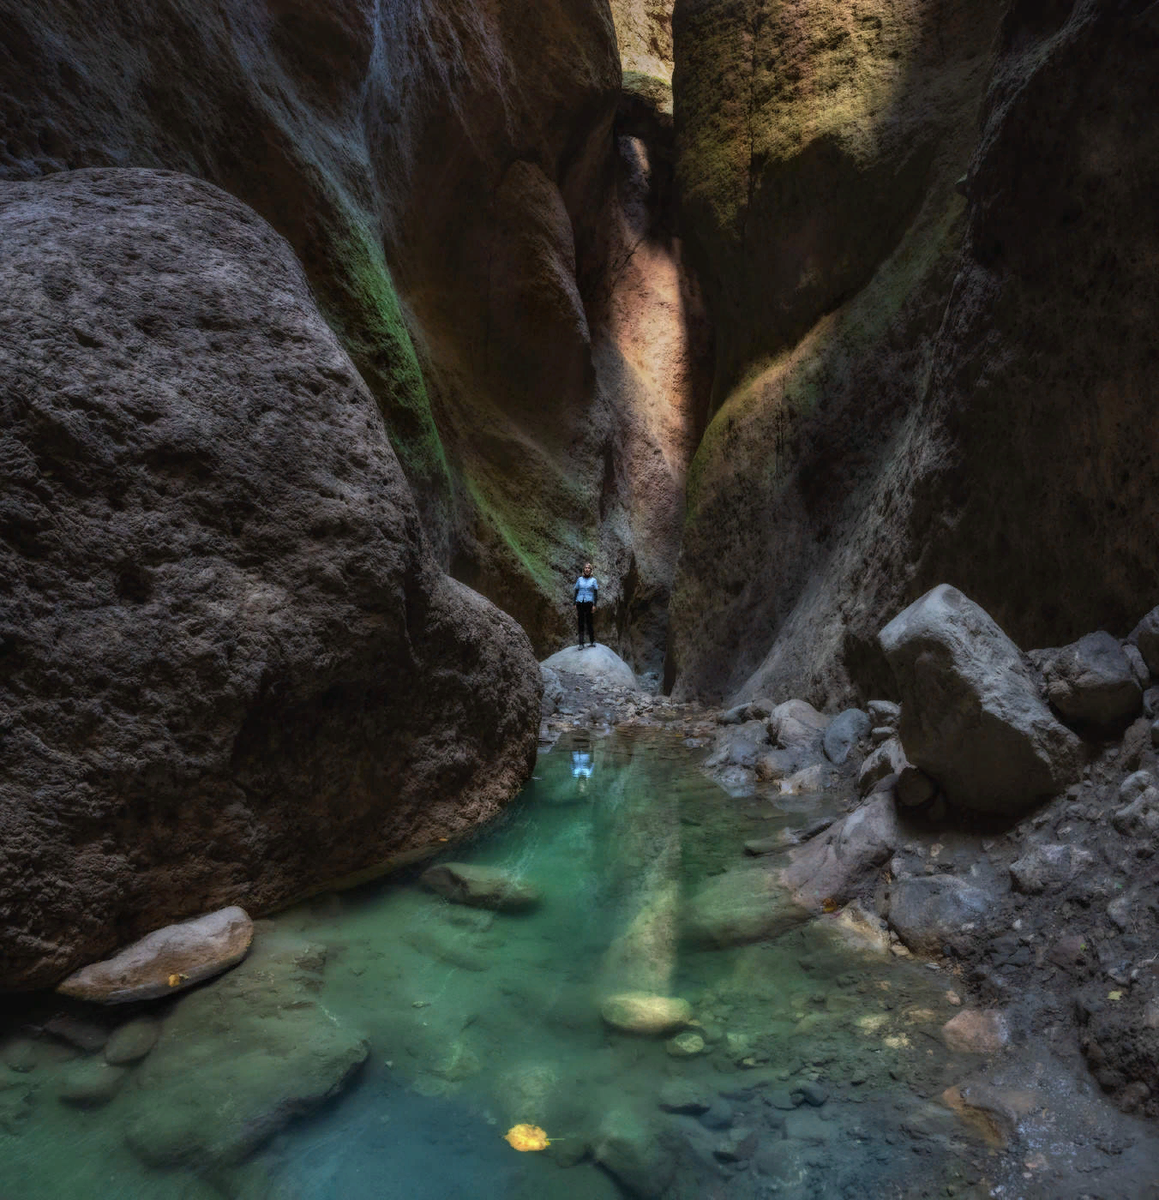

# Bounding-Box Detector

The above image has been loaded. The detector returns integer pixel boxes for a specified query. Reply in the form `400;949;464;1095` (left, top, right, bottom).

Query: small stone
104;1018;161;1066
822;709;871;765
868;700;901;726
768;1088;799;1111
600;992;692;1035
796;1080;828;1107
44;1015;110;1052
946;990;962;1006
665;1031;705;1058
942;1009;1009;1055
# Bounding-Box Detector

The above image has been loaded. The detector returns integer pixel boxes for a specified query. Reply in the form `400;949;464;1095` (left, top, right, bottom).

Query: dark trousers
576;602;595;645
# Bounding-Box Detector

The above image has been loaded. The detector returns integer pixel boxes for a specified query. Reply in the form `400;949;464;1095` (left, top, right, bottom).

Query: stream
0;728;997;1199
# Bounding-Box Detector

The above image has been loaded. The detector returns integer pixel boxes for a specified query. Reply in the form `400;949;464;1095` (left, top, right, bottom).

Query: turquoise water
0;729;990;1199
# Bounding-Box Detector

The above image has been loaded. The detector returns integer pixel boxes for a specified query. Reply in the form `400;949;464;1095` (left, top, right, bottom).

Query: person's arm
592;577;598;606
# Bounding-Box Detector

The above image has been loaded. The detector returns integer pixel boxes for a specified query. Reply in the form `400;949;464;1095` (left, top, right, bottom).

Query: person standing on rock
574;562;598;649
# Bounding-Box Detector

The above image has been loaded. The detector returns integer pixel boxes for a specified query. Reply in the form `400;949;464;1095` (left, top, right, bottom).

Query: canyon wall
0;0;707;664
666;0;1159;704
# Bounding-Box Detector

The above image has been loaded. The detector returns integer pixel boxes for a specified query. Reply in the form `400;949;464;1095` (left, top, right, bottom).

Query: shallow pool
0;728;992;1199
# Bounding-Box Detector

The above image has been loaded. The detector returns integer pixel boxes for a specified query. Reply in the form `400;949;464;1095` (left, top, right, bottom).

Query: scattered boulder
1129;606;1159;676
1033;631;1142;730
1009;844;1094;895
754;748;802;781
57;907;254;1004
705;720;771;770
778;763;835;795
2;1039;38;1073
867;700;901;727
822;708;871;765
43;1014;110;1053
878;585;1080;813
540;644;638;690
782;795;901;910
104;1019;161;1066
941;1009;1010;1056
858;737;908;796
767;700;830;751
716;704;748;725
600;992;693;1035
419;863;540;912
887;876;996;955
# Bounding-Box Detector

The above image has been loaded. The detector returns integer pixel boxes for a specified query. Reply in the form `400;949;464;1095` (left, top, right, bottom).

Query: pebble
797;1080;829;1107
104;1018;161;1065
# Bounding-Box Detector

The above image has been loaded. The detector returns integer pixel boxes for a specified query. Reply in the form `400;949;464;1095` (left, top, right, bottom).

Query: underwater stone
600;992;693;1035
104;1019;162;1066
419;863;541;912
57;1061;127;1108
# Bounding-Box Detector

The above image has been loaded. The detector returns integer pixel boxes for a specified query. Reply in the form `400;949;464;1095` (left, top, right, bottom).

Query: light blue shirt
574;575;598;604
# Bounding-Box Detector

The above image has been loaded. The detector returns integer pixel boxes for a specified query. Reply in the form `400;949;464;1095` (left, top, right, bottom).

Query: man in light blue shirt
574;562;598;648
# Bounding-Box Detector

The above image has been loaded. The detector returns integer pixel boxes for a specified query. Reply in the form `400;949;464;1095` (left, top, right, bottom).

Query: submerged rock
879;585;1080;813
941;1009;1010;1056
104;1019;161;1066
419;863;540;912
57;907;254;1004
600;992;693;1035
122;931;368;1168
57;1061;128;1108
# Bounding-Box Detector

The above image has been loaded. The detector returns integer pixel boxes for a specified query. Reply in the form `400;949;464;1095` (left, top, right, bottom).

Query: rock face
0;170;540;991
879;586;1080;813
0;0;710;669
57;907;253;1004
667;0;1159;706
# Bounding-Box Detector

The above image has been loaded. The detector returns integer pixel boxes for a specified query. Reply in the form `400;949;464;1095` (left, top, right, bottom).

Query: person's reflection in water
571;734;594;794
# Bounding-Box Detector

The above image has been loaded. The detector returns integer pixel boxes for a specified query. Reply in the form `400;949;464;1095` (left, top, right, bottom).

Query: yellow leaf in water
1108;991;1123;1001
168;973;181;988
504;1124;551;1152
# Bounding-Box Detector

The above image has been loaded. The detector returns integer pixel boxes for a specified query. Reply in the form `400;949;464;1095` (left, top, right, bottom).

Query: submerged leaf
504;1123;550;1151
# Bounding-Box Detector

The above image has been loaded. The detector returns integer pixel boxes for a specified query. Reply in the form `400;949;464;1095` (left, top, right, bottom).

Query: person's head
583;562;593;576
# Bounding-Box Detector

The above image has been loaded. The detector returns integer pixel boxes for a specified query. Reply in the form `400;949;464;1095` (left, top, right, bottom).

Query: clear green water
0;729;989;1199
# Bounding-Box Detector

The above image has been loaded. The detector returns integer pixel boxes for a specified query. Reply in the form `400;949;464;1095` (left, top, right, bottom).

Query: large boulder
1032;631;1142;730
0;170;540;991
540;644;639;690
878;586;1080;813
